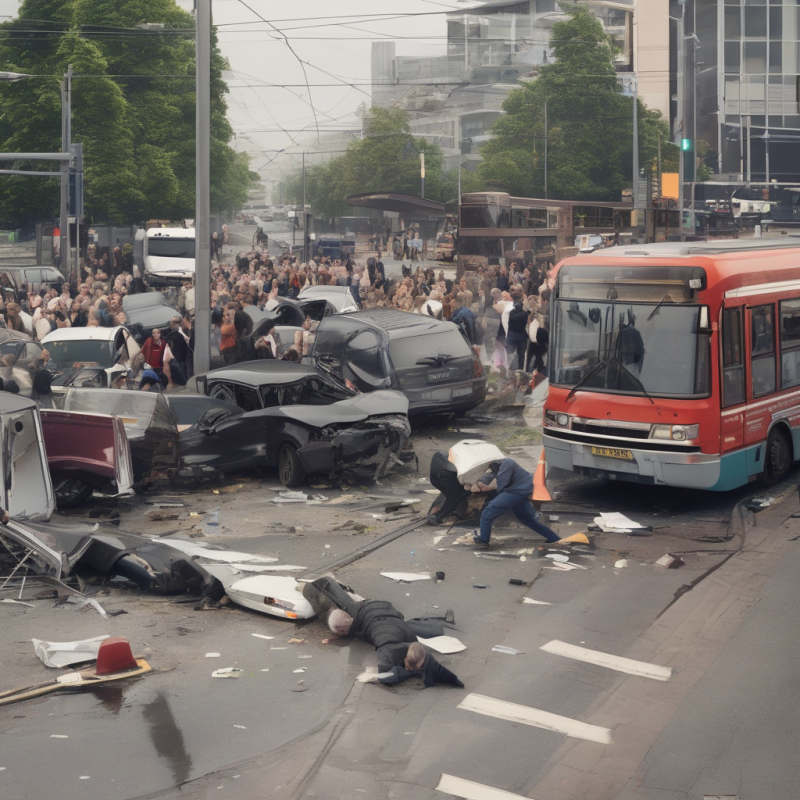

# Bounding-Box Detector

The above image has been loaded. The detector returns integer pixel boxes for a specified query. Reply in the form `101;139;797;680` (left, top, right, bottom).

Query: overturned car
186;361;414;486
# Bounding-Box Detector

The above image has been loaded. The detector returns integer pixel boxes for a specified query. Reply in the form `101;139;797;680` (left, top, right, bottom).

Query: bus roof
559;238;800;300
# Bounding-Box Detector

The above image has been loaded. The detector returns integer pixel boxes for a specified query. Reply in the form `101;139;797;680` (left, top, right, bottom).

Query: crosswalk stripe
436;773;531;799
458;693;612;744
540;639;673;681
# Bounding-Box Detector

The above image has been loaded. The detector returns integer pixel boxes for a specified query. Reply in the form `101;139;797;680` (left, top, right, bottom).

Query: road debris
205;652;221;658
492;645;521;655
291;681;308;692
251;633;274;640
655;553;685;569
32;636;110;668
211;668;243;679
523;598;551;605
614;559;629;569
0;637;151;706
593;512;647;533
380;572;431;583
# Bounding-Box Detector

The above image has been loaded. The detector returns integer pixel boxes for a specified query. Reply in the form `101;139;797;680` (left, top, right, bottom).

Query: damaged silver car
185;361;414;486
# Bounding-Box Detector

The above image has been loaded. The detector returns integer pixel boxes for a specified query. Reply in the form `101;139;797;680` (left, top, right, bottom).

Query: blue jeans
478;492;559;543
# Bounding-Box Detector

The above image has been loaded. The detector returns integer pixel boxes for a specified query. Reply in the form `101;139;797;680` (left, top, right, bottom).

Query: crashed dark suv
186;361;413;486
312;310;487;416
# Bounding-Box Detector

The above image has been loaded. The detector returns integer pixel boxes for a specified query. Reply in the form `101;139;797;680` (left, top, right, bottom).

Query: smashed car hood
253;390;409;427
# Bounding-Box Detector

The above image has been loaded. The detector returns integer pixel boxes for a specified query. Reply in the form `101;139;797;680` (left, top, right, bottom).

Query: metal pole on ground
193;0;211;374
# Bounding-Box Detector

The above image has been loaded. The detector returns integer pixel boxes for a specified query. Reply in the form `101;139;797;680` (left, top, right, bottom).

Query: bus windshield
552;299;710;398
147;238;196;259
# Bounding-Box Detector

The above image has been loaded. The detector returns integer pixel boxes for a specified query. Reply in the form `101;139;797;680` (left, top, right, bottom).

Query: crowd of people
209;245;554;376
0;230;554;397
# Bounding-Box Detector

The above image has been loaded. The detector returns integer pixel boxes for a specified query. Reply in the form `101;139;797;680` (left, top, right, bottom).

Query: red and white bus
543;240;800;491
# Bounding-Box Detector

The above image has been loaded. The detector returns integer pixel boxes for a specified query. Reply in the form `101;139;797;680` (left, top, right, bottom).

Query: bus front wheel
763;427;792;485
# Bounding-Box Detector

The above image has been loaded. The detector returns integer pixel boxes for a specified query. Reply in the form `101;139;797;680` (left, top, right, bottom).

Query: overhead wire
233;0;320;141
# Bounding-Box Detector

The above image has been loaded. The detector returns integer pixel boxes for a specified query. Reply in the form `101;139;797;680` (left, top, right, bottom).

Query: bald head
328;609;354;636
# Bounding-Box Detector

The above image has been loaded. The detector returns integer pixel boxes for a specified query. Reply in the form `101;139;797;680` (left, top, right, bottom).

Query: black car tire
278;443;306;488
54;479;94;509
763;426;792;485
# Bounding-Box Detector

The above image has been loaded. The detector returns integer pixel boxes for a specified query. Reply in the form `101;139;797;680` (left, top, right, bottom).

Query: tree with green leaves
478;4;677;201
0;0;258;226
286;107;483;216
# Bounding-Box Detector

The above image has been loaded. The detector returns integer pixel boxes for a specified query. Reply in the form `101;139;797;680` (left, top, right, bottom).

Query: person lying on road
302;577;464;688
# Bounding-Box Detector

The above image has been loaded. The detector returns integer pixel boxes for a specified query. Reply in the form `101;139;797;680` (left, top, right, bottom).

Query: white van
135;227;195;285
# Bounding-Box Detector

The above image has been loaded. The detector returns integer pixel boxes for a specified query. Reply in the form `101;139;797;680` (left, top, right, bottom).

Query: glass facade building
679;0;800;182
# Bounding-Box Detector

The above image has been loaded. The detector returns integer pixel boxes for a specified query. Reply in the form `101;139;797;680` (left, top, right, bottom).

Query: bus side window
780;298;800;388
722;308;745;407
750;304;776;397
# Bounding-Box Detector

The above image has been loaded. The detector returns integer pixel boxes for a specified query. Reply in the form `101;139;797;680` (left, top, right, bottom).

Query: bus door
744;302;777;448
720;305;745;452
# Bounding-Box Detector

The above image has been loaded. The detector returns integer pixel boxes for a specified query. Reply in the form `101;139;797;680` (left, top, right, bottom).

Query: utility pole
60;65;72;282
657;130;662;196
193;0;211;374
544;100;548;200
302;152;307;263
632;74;639;220
677;0;685;240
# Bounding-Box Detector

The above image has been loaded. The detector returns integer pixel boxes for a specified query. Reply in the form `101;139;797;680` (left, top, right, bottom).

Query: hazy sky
0;0;456;182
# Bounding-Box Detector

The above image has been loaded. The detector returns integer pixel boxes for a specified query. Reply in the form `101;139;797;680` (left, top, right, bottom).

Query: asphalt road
1;397;796;800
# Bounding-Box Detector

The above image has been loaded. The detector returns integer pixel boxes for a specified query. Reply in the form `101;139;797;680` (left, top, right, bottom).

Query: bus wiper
617;364;655;405
646;293;670;321
566;357;612;400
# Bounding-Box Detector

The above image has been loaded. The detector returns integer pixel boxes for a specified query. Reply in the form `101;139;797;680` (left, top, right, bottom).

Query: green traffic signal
681;138;692;151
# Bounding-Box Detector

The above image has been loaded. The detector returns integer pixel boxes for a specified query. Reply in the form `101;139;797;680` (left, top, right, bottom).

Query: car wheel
54;479;94;509
278;444;306;488
763;426;792;485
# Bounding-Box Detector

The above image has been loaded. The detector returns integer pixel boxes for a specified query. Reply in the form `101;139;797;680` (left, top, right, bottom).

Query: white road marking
522;598;551;605
436;773;530;799
540;640;673;681
458;694;612;744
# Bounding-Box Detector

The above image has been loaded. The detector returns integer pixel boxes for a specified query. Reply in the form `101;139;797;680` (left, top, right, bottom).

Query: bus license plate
591;446;633;460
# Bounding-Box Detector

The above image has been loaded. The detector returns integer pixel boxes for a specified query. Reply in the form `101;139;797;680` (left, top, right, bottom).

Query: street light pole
544;100;548;200
194;0;211;374
632;74;639;221
302;151;307;263
60;65;72;282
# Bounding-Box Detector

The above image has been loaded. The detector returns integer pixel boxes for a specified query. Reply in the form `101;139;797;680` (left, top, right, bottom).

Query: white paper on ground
595;512;644;530
380;572;431;582
32;635;111;668
251;633;274;640
545;562;577;571
417;635;466;654
522;598;552;605
212;668;243;679
492;645;521;655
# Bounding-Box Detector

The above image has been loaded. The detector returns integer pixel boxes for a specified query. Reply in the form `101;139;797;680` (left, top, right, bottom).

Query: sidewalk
527;484;800;800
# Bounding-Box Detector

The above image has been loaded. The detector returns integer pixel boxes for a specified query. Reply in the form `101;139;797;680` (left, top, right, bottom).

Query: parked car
122;292;179;332
311;310;487;416
0;265;66;300
185;361;413;486
43;326;142;391
297;285;359;315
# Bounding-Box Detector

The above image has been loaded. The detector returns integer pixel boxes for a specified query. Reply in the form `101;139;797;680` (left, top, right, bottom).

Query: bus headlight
544;411;570;428
651;424;699;441
557;413;570;427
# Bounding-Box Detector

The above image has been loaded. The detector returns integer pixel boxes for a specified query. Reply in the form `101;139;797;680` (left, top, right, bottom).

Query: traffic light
681;138;695;181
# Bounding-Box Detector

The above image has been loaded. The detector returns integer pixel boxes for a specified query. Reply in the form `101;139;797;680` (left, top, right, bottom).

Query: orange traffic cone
532;450;551;503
